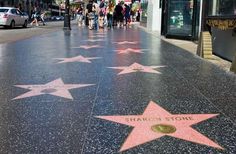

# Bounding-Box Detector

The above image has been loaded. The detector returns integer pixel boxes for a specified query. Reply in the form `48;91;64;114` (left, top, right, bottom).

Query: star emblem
71;45;102;49
96;101;223;152
115;48;147;54
54;55;101;64
108;62;165;75
12;78;95;100
89;35;105;38
84;39;104;42
113;41;138;45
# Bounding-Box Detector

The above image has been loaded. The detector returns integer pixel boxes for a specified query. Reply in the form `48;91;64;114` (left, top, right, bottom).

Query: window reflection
167;0;194;36
208;0;236;16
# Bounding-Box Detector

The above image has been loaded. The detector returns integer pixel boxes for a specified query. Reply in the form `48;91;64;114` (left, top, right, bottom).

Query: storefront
203;0;236;61
161;0;200;40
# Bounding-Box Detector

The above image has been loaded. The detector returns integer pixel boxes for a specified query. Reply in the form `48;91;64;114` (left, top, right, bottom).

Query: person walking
30;7;39;27
92;0;99;30
124;4;131;26
86;0;94;29
77;5;84;27
107;0;114;29
40;10;46;26
114;2;124;28
98;0;106;28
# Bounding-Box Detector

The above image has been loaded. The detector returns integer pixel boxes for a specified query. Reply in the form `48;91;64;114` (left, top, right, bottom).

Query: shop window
141;0;148;23
208;0;236;16
167;0;194;36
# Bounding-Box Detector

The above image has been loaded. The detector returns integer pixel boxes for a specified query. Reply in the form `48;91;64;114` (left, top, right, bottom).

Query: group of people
75;0;140;30
29;0;140;29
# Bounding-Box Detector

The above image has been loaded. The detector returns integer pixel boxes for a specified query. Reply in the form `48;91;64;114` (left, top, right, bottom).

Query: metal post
63;0;71;30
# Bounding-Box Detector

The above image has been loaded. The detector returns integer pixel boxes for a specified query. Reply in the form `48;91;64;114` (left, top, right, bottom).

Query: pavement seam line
80;68;104;154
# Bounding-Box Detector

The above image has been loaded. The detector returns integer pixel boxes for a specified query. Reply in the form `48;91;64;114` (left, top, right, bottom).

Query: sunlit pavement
0;21;68;44
0;25;235;153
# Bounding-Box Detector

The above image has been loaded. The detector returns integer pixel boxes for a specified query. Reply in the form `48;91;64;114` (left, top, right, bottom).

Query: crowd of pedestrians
28;0;140;29
75;0;141;30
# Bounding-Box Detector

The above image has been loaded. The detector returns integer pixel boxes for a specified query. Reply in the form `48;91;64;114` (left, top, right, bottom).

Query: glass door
162;0;200;39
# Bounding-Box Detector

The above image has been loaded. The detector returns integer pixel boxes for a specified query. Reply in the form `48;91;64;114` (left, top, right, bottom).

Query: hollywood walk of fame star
96;101;223;152
71;45;102;50
89;35;105;38
108;62;166;75
114;48;148;54
113;41;138;45
54;55;101;64
12;78;95;100
84;39;104;42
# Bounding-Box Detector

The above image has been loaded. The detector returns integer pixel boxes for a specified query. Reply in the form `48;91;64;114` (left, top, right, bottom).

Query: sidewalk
137;25;232;72
0;20;77;44
161;37;232;72
0;25;235;153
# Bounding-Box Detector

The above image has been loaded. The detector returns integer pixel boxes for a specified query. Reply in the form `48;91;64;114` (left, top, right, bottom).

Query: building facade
146;0;236;61
147;0;200;40
203;0;236;61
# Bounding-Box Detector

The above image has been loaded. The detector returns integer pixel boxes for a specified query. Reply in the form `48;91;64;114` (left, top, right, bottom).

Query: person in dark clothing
86;0;93;13
124;4;131;26
136;10;140;22
114;2;124;27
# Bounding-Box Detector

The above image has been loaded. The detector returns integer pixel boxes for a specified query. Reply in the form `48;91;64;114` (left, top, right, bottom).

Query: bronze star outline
96;101;223;152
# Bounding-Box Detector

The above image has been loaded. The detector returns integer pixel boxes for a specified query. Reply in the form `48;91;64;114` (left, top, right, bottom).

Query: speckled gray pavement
0;25;235;154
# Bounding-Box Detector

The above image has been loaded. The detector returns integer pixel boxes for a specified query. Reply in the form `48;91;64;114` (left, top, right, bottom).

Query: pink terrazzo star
54;55;101;64
115;48;147;54
12;78;95;100
71;45;102;49
108;62;165;75
89;35;105;38
84;39;104;42
113;41;138;45
96;101;223;152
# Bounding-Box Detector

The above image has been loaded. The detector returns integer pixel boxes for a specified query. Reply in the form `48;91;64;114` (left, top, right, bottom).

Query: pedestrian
30;7;39;26
86;0;94;29
40;11;46;26
92;0;99;30
77;6;84;27
107;0;114;29
114;1;124;28
124;4;131;26
98;0;106;28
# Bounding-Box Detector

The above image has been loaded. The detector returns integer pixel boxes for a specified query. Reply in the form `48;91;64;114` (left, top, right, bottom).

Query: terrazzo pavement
0;26;235;154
